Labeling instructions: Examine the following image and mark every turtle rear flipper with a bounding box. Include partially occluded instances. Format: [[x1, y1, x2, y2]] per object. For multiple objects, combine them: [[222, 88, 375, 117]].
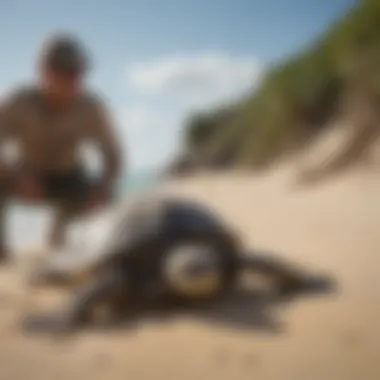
[[23, 268, 128, 334], [239, 252, 335, 295]]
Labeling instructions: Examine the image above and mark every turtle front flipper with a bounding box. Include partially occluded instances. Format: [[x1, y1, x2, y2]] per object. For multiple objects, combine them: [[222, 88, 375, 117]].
[[22, 268, 129, 334]]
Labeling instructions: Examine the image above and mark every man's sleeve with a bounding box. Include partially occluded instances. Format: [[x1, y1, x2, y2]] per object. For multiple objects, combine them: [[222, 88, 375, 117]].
[[88, 97, 123, 185]]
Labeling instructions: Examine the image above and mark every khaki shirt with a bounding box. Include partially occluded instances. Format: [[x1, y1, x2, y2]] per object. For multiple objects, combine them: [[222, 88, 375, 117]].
[[0, 85, 122, 174]]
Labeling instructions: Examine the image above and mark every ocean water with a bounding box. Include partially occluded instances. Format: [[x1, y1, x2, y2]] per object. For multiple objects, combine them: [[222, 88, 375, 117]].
[[8, 170, 157, 251], [119, 169, 158, 195]]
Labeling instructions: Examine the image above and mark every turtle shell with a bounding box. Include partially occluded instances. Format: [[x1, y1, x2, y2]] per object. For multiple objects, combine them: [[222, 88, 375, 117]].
[[37, 194, 241, 286]]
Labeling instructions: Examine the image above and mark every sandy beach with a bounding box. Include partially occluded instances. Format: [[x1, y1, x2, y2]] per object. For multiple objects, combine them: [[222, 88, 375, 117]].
[[0, 163, 379, 380]]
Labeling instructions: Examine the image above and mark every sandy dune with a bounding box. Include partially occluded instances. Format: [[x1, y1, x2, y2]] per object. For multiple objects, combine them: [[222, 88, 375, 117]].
[[0, 165, 380, 380]]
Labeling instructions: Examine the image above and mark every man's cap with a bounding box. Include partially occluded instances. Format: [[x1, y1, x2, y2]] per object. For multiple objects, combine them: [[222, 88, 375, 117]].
[[39, 33, 90, 75]]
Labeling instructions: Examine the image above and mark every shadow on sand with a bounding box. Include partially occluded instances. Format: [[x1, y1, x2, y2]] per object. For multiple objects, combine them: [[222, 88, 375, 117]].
[[21, 250, 338, 337], [91, 271, 338, 336]]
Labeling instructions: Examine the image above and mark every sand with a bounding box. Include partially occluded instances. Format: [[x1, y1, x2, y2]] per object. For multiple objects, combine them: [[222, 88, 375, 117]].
[[0, 164, 380, 380]]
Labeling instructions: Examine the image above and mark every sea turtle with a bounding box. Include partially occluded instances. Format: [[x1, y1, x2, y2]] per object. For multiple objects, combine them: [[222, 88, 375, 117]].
[[22, 194, 327, 334]]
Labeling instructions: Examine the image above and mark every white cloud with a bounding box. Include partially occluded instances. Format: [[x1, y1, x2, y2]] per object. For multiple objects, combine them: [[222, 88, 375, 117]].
[[123, 52, 262, 170], [127, 52, 262, 109]]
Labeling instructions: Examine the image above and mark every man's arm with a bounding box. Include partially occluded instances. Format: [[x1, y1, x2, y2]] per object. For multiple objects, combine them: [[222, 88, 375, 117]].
[[0, 89, 44, 201], [88, 97, 123, 190], [0, 92, 17, 176]]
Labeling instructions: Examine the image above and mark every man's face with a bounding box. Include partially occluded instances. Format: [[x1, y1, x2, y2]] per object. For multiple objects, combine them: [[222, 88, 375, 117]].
[[40, 67, 83, 106]]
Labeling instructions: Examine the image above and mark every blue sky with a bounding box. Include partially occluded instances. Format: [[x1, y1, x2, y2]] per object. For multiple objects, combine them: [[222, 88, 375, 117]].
[[0, 0, 355, 170]]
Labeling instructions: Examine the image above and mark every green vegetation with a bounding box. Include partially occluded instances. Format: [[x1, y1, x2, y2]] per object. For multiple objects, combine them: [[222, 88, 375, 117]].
[[182, 0, 380, 169]]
